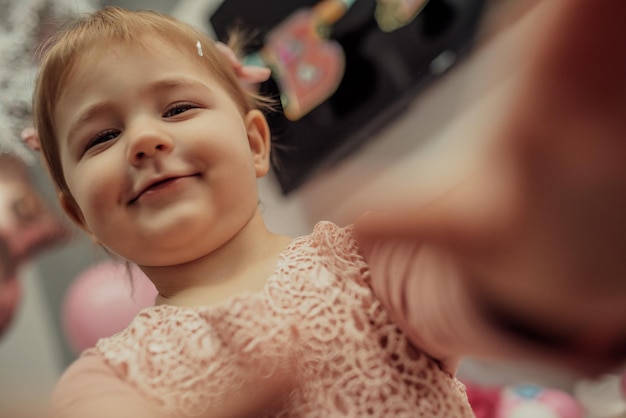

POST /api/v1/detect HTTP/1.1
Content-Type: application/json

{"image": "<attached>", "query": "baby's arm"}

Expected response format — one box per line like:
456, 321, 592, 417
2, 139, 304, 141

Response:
48, 353, 167, 418
49, 351, 295, 418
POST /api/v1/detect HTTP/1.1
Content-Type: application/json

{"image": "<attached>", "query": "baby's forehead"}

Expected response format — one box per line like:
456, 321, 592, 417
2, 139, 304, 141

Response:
48, 31, 248, 118
76, 34, 199, 63
62, 36, 215, 89
71, 31, 201, 65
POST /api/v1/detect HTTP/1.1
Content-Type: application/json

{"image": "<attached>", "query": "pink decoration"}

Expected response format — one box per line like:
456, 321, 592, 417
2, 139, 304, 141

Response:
0, 153, 69, 338
465, 383, 502, 418
62, 261, 157, 353
497, 385, 583, 418
464, 381, 584, 418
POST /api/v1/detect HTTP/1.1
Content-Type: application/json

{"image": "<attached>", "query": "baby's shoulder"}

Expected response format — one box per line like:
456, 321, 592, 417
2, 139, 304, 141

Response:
283, 221, 365, 274
271, 221, 378, 321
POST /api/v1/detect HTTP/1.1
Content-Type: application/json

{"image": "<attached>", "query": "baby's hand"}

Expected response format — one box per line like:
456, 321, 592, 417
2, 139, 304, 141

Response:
356, 0, 626, 376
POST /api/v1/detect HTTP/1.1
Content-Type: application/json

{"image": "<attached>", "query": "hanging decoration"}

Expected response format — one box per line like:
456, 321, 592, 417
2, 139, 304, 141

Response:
0, 0, 94, 338
211, 0, 486, 193
0, 153, 70, 338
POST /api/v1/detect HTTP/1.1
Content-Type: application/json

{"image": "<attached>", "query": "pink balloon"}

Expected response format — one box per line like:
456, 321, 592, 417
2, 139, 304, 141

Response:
62, 261, 157, 353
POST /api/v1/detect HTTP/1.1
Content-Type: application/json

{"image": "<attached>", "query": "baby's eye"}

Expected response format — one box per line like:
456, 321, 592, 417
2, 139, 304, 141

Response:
85, 130, 119, 152
163, 103, 198, 118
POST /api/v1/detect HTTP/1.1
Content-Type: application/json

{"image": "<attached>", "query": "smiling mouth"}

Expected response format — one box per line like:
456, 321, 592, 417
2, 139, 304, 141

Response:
129, 174, 199, 204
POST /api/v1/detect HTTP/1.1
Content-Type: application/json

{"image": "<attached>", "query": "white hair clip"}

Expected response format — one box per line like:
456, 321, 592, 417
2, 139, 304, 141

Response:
196, 40, 203, 57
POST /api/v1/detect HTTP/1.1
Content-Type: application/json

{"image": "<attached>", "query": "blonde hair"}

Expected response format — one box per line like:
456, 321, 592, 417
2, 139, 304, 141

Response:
33, 6, 266, 199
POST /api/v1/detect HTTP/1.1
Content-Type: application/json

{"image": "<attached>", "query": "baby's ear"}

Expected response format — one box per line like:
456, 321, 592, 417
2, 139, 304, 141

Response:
58, 191, 90, 234
244, 109, 271, 178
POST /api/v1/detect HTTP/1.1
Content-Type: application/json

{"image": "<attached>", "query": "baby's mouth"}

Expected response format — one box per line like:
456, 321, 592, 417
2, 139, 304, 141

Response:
130, 177, 172, 204
130, 174, 199, 204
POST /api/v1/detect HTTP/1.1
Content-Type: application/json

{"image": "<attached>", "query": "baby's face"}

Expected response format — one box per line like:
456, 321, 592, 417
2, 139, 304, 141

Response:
53, 40, 265, 266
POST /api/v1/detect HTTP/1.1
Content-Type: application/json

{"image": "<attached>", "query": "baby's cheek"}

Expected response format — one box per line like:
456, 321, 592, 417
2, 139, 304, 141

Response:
80, 180, 114, 214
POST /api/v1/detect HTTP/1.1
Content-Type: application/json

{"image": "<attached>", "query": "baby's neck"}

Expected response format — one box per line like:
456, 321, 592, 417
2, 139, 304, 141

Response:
144, 212, 292, 308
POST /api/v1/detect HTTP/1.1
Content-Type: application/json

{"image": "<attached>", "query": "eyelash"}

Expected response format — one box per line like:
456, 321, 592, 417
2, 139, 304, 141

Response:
163, 102, 199, 117
81, 102, 200, 154
84, 129, 119, 152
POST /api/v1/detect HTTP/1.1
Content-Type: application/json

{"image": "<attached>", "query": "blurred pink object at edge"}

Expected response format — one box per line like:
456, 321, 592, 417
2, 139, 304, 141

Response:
62, 261, 157, 353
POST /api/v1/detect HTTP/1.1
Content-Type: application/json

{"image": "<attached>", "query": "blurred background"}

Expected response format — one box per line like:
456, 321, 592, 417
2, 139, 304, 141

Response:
2, 0, 623, 417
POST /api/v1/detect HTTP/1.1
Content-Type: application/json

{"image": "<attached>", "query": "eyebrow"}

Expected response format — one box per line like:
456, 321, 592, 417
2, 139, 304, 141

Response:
66, 78, 213, 145
66, 102, 114, 148
148, 78, 212, 94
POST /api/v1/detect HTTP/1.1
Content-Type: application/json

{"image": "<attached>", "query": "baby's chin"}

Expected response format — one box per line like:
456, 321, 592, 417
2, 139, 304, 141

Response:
0, 275, 21, 338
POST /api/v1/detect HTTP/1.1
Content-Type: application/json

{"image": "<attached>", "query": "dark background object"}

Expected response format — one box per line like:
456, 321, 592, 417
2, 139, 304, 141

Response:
211, 0, 487, 194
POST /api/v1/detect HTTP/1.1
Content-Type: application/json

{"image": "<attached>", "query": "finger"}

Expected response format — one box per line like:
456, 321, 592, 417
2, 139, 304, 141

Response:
355, 164, 520, 252
503, 0, 626, 161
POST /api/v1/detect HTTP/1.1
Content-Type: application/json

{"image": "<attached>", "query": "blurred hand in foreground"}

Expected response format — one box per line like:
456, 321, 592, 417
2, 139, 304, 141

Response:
356, 0, 626, 376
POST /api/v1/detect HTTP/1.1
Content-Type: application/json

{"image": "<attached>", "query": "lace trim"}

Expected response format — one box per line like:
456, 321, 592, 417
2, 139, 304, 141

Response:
95, 222, 473, 417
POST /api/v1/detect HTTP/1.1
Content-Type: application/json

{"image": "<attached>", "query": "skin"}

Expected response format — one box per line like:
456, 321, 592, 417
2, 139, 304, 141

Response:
48, 39, 302, 418
54, 40, 291, 308
44, 5, 625, 417
356, 0, 626, 377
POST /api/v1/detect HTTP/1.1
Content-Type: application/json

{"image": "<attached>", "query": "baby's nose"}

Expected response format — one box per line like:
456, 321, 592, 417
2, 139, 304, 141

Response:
128, 128, 174, 163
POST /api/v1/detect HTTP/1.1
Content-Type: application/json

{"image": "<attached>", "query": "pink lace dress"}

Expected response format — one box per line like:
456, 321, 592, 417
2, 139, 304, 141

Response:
52, 222, 473, 417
